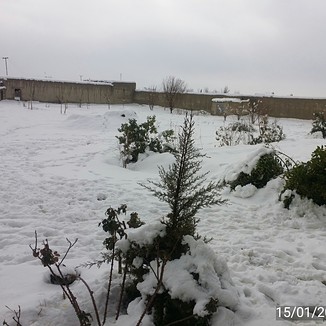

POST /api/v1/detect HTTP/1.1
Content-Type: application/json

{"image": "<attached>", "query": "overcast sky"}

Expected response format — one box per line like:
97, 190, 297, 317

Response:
1, 0, 326, 97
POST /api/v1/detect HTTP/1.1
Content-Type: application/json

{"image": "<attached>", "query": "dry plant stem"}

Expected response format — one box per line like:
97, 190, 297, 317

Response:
53, 265, 95, 326
79, 276, 101, 326
58, 238, 78, 267
30, 232, 88, 326
102, 245, 115, 325
51, 264, 83, 320
4, 305, 22, 326
115, 264, 128, 320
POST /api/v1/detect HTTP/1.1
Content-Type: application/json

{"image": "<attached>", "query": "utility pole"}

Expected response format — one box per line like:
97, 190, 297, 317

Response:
2, 57, 8, 76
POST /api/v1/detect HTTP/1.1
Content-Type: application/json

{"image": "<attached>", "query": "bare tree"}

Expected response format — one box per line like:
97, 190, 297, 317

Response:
144, 85, 157, 110
162, 76, 187, 113
78, 87, 84, 108
248, 98, 269, 124
104, 86, 111, 109
57, 84, 71, 114
28, 81, 36, 110
223, 85, 230, 94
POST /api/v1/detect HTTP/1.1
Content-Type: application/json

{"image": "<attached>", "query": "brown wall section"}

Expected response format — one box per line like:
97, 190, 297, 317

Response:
2, 78, 326, 120
2, 78, 136, 105
135, 91, 326, 120
256, 96, 326, 120
134, 90, 217, 112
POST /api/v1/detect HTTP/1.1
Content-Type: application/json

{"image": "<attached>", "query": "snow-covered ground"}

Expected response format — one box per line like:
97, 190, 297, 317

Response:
0, 100, 325, 325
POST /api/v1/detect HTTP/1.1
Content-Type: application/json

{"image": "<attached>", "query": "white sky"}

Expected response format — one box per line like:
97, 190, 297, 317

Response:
1, 0, 326, 97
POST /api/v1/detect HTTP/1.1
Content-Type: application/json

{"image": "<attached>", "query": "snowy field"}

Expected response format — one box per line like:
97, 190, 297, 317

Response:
0, 100, 326, 325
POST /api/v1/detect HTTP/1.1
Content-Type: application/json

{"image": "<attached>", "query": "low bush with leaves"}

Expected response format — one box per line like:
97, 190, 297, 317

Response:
310, 112, 326, 138
116, 115, 175, 167
281, 145, 326, 207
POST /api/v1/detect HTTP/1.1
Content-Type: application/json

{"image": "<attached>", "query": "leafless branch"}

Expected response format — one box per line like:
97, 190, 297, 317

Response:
4, 305, 23, 326
58, 238, 78, 266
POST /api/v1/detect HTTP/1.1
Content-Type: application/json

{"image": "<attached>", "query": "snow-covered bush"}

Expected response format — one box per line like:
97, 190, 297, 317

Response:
216, 116, 285, 147
310, 112, 326, 138
281, 145, 326, 207
250, 115, 285, 144
116, 116, 175, 167
216, 121, 255, 146
100, 114, 239, 325
115, 227, 239, 325
230, 152, 283, 190
224, 146, 293, 191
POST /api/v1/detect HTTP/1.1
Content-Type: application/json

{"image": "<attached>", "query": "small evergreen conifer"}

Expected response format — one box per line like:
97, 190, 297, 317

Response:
142, 113, 225, 255
102, 114, 233, 325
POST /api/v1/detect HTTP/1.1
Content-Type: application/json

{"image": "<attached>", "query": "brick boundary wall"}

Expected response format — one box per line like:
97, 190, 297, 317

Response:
134, 90, 326, 120
2, 78, 326, 120
1, 78, 136, 105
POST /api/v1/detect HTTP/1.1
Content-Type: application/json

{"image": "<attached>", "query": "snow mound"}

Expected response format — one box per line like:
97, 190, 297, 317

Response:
65, 109, 137, 130
224, 145, 273, 183
130, 151, 175, 174
233, 184, 257, 198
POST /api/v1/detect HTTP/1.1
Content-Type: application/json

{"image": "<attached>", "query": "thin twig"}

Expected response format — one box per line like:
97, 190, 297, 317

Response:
52, 264, 81, 317
58, 238, 78, 267
5, 305, 23, 326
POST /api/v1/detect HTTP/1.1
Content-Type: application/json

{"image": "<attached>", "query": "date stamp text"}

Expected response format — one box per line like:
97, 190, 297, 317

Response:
276, 305, 326, 321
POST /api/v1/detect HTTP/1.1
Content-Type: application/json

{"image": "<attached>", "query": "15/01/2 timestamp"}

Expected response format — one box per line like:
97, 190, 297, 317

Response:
276, 305, 326, 320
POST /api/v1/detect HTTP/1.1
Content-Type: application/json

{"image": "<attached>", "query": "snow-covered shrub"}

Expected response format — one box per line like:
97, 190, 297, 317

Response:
116, 116, 175, 167
249, 115, 285, 144
224, 146, 293, 191
216, 121, 255, 146
115, 229, 239, 326
310, 112, 326, 138
230, 152, 284, 190
216, 116, 285, 147
101, 114, 238, 325
281, 146, 326, 207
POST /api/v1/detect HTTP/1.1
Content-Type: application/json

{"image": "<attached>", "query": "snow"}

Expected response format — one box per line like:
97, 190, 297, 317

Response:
212, 98, 249, 103
2, 76, 115, 86
223, 146, 274, 183
116, 221, 166, 253
1, 100, 326, 325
